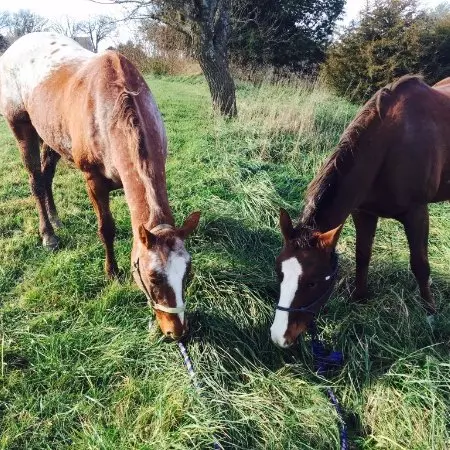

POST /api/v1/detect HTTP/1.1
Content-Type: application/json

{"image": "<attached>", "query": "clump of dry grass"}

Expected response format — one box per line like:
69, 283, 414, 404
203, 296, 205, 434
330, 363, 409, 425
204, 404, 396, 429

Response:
146, 55, 202, 77
222, 72, 359, 166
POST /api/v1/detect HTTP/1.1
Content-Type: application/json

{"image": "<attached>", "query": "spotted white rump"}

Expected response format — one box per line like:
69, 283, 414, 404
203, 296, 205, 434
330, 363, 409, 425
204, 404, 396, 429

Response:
0, 32, 93, 113
270, 257, 302, 347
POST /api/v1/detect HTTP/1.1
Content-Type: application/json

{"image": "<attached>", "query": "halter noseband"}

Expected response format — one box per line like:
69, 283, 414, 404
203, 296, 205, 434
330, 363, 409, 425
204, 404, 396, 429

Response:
132, 223, 186, 315
275, 252, 339, 315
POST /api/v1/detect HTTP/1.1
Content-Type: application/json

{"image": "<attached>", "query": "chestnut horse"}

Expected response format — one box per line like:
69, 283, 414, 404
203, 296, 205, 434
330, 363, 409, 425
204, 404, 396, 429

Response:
0, 32, 200, 339
271, 75, 450, 348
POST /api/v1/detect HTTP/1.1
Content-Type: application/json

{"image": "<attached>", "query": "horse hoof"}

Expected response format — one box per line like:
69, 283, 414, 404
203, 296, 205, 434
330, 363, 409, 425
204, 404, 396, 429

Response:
43, 235, 59, 251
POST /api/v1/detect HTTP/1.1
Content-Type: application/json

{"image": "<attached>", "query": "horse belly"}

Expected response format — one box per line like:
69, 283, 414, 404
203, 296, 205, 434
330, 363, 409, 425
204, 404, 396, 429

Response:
41, 130, 74, 162
360, 171, 438, 218
432, 174, 450, 202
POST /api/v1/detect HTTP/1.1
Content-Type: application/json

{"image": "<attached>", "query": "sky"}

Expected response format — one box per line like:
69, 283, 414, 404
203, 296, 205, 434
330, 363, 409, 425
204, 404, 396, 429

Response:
1, 0, 447, 50
343, 0, 443, 23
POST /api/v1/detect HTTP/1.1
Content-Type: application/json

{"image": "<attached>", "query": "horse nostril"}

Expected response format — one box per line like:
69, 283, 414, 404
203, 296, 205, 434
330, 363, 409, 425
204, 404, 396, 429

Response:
166, 331, 173, 337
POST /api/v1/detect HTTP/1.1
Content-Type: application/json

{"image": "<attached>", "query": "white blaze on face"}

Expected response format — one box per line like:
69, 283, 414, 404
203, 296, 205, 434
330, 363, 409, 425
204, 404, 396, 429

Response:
165, 242, 190, 324
270, 257, 302, 348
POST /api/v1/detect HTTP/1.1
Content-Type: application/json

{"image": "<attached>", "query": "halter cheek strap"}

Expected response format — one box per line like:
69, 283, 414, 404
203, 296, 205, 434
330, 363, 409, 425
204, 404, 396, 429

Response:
132, 258, 186, 315
275, 252, 339, 315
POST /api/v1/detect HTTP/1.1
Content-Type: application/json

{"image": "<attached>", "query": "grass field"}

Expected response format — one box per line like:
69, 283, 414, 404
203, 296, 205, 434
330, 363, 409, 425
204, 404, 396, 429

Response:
0, 75, 449, 449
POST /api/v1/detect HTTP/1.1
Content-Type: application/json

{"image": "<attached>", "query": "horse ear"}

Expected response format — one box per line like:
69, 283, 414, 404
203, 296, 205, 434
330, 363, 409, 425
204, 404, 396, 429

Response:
178, 211, 201, 239
279, 208, 294, 241
139, 224, 156, 249
314, 225, 343, 251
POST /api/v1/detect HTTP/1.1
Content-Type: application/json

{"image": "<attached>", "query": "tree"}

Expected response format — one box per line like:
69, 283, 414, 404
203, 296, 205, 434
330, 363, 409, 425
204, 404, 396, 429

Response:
419, 4, 450, 83
79, 15, 117, 53
0, 10, 10, 31
96, 0, 237, 117
8, 9, 48, 40
116, 40, 151, 71
230, 0, 345, 72
322, 0, 431, 102
0, 34, 9, 53
138, 20, 192, 59
51, 16, 82, 39
0, 10, 10, 53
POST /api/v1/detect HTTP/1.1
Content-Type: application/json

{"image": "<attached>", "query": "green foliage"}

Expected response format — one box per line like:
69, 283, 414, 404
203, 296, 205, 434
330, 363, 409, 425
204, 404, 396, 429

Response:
420, 3, 450, 83
230, 0, 345, 72
0, 75, 449, 448
323, 0, 450, 102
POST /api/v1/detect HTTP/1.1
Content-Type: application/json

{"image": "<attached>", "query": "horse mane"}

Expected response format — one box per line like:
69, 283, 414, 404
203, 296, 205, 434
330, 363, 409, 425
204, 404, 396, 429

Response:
301, 75, 426, 227
112, 88, 142, 163
109, 53, 172, 225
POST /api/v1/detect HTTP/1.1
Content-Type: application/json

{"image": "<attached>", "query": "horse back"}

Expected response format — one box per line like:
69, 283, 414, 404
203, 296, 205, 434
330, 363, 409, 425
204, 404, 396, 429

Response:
364, 77, 450, 212
0, 32, 93, 118
1, 33, 166, 185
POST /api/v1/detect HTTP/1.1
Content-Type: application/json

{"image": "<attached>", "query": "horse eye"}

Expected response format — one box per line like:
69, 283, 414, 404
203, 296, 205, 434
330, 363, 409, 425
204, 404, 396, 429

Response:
149, 276, 162, 286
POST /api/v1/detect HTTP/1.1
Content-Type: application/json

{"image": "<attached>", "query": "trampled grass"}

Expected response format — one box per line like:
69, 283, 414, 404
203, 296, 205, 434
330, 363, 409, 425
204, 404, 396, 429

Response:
0, 75, 449, 449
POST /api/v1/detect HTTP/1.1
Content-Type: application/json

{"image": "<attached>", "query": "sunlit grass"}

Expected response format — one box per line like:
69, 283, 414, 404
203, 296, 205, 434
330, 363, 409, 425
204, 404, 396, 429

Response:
0, 75, 449, 449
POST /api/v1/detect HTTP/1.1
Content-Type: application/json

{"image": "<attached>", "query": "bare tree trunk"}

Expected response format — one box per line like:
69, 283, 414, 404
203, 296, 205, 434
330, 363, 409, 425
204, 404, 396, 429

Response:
100, 0, 237, 117
198, 43, 237, 117
197, 0, 237, 117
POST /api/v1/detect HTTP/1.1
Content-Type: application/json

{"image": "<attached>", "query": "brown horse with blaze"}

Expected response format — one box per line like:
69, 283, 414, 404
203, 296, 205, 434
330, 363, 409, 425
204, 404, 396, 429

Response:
0, 32, 200, 339
271, 75, 450, 347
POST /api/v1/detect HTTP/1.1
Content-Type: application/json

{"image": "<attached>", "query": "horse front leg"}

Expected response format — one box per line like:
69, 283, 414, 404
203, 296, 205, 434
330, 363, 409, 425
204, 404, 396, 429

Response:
351, 210, 378, 302
400, 205, 436, 315
84, 172, 119, 278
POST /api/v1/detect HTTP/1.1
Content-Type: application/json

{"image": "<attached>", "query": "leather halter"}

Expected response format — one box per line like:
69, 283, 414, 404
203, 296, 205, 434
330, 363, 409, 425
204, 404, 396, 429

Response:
275, 252, 339, 315
132, 223, 186, 315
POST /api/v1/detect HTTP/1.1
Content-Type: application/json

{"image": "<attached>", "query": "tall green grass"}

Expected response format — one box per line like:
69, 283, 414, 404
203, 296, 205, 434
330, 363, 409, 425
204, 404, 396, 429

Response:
0, 75, 449, 449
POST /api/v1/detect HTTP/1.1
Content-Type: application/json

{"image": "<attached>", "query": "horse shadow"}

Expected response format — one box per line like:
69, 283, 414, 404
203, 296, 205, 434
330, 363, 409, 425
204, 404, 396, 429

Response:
181, 219, 450, 445
188, 216, 449, 371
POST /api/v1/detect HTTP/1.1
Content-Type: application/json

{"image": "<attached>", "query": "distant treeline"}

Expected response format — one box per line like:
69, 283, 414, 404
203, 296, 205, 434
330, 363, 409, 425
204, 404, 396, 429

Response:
3, 1, 450, 108
323, 0, 450, 102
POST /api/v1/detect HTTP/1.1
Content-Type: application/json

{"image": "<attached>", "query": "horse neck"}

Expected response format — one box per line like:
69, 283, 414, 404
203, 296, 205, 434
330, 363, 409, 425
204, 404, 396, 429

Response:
120, 157, 174, 237
112, 123, 174, 240
301, 118, 386, 232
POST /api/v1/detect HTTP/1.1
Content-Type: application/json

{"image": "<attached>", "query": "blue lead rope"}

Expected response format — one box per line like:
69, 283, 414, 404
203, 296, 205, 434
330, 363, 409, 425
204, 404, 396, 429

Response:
177, 331, 347, 450
309, 323, 348, 450
177, 342, 222, 450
